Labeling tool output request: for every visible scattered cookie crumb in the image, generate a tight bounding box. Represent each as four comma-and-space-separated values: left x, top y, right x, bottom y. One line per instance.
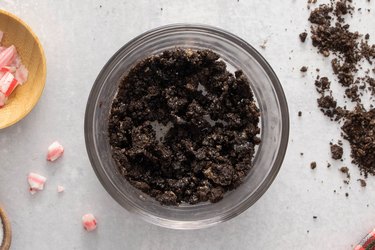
330, 144, 343, 160
358, 179, 367, 187
299, 32, 308, 42
310, 162, 317, 169
340, 166, 349, 174
300, 66, 308, 72
298, 111, 302, 116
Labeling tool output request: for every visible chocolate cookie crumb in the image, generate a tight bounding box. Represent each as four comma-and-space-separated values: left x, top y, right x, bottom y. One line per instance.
298, 111, 302, 116
306, 1, 375, 178
340, 166, 349, 174
300, 66, 308, 72
310, 162, 317, 169
299, 32, 308, 42
313, 216, 318, 219
358, 179, 367, 187
341, 107, 375, 177
345, 192, 349, 197
109, 48, 261, 205
331, 144, 343, 160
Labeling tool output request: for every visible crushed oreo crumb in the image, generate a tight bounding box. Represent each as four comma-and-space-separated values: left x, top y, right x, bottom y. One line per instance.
300, 32, 308, 42
341, 107, 375, 177
358, 178, 367, 187
109, 48, 261, 205
306, 1, 375, 178
330, 144, 343, 160
311, 161, 317, 169
340, 166, 348, 173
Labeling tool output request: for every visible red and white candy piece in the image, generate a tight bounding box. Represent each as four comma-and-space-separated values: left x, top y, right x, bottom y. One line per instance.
82, 214, 97, 232
0, 45, 16, 69
28, 172, 47, 194
15, 64, 28, 84
47, 141, 64, 161
57, 185, 64, 193
0, 92, 7, 108
0, 71, 19, 97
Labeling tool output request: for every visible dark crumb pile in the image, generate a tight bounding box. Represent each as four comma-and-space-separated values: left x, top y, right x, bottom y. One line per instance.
108, 48, 261, 205
341, 107, 375, 177
330, 144, 343, 160
303, 0, 375, 178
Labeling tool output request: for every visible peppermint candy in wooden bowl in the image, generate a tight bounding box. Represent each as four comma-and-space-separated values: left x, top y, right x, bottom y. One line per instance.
0, 9, 46, 129
0, 205, 11, 250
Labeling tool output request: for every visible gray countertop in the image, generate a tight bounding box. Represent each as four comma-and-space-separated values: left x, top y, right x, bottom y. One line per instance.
0, 1, 374, 249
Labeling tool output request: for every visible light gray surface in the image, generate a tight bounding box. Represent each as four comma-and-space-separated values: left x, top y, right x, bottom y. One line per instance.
0, 0, 374, 249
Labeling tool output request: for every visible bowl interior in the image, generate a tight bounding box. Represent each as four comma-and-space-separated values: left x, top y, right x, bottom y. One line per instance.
0, 10, 46, 129
85, 24, 289, 229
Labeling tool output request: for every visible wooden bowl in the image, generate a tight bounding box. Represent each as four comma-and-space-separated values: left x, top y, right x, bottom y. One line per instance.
0, 206, 11, 250
0, 9, 46, 129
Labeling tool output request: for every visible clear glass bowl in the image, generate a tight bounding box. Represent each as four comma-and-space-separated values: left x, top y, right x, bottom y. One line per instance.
85, 24, 289, 229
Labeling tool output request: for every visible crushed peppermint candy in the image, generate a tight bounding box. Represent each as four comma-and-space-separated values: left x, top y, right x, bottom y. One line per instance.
0, 31, 29, 108
27, 172, 47, 194
47, 141, 64, 162
82, 214, 97, 232
57, 185, 64, 193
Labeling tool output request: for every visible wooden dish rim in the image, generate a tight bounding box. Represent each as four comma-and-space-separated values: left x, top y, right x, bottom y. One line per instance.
0, 205, 11, 250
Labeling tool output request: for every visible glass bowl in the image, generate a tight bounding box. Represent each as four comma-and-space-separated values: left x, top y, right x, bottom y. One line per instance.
85, 24, 289, 229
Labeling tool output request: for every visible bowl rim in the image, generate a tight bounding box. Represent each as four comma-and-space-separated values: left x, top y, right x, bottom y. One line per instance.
0, 9, 47, 129
0, 205, 12, 249
85, 23, 290, 229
